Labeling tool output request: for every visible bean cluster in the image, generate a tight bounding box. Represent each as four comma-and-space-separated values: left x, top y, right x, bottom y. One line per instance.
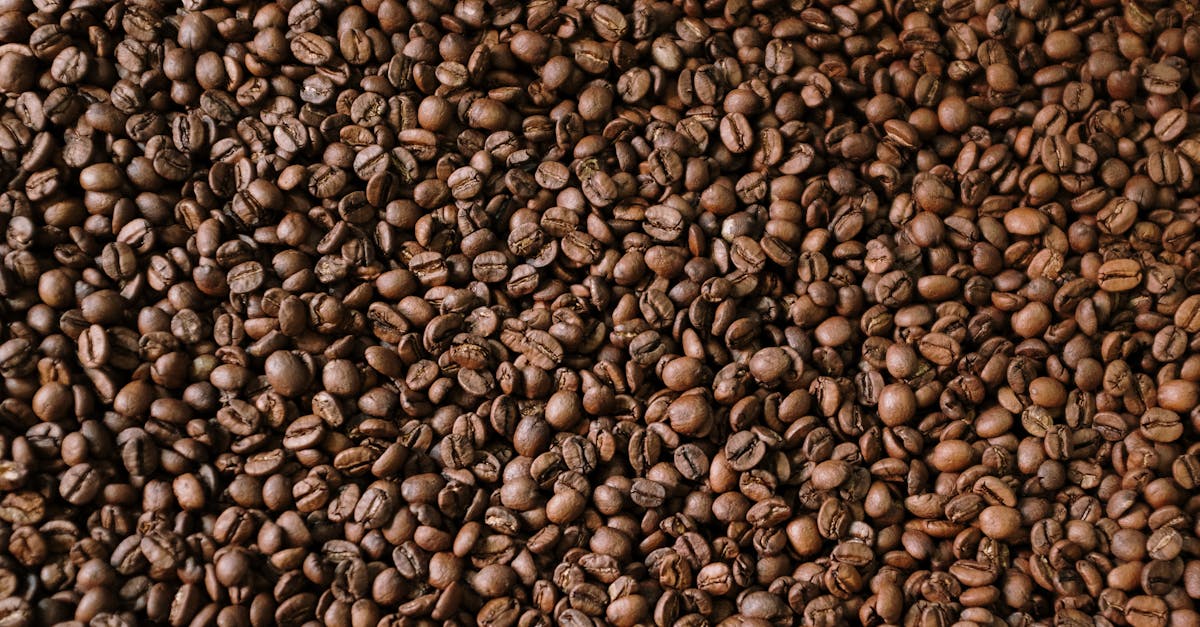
1, 0, 1200, 626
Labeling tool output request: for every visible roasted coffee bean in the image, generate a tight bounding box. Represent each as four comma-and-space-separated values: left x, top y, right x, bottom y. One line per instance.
725, 431, 766, 472
1097, 258, 1143, 292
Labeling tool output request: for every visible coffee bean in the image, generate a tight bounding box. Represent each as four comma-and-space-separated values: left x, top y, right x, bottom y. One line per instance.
979, 506, 1022, 540
1140, 408, 1183, 443
719, 113, 754, 153
724, 431, 766, 472
1097, 258, 1143, 292
917, 332, 960, 366
58, 463, 101, 505
1174, 295, 1200, 332
643, 205, 685, 242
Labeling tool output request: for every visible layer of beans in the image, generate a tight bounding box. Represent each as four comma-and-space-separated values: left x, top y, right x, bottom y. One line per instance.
1, 0, 1200, 626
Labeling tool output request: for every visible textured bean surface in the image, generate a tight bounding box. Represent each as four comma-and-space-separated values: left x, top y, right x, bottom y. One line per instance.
1, 0, 1200, 626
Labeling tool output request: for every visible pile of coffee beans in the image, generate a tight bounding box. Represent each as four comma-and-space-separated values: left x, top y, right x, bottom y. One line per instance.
2, 0, 1200, 624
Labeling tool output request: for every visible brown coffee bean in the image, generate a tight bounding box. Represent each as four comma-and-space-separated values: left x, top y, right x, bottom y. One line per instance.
877, 383, 916, 426
917, 333, 959, 366
1175, 295, 1200, 332
1097, 258, 1143, 292
1004, 207, 1049, 235
725, 431, 766, 472
1126, 595, 1168, 627
1140, 408, 1183, 443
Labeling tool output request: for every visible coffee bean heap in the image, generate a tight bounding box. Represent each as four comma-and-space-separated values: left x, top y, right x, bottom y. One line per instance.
1, 0, 1200, 624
